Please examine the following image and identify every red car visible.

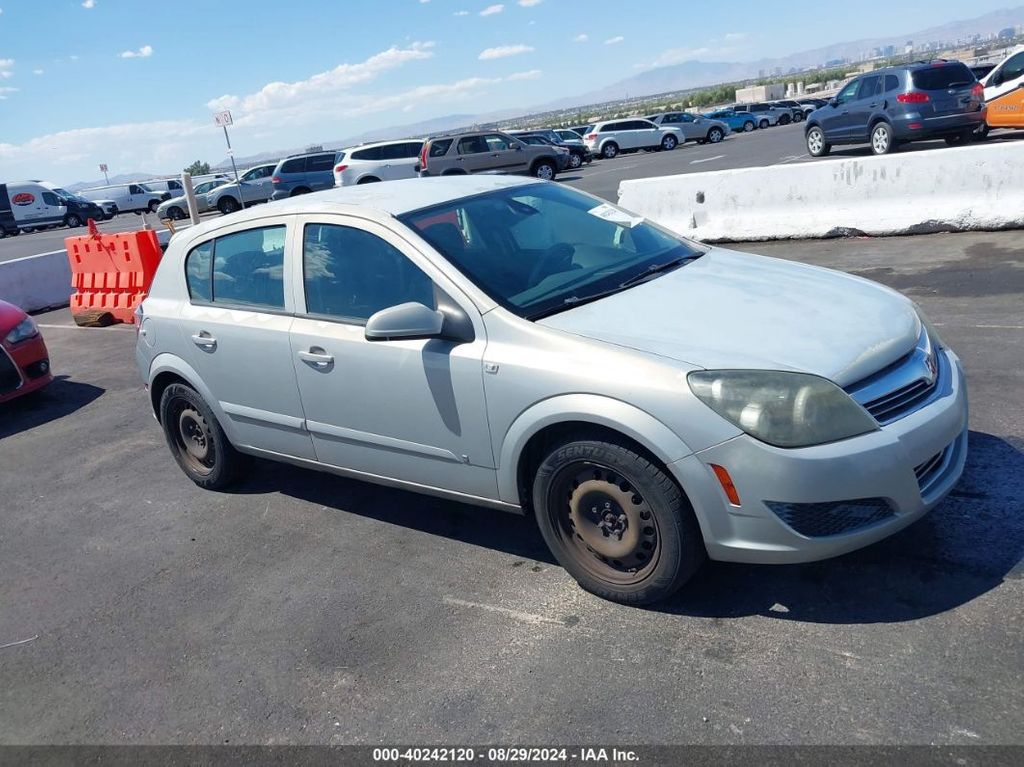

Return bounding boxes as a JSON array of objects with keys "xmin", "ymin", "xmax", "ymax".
[{"xmin": 0, "ymin": 299, "xmax": 53, "ymax": 404}]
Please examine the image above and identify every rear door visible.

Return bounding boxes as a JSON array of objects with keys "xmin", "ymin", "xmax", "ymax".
[
  {"xmin": 455, "ymin": 135, "xmax": 491, "ymax": 173},
  {"xmin": 847, "ymin": 75, "xmax": 883, "ymax": 141},
  {"xmin": 629, "ymin": 119, "xmax": 661, "ymax": 148},
  {"xmin": 305, "ymin": 153, "xmax": 337, "ymax": 190},
  {"xmin": 380, "ymin": 142, "xmax": 423, "ymax": 180}
]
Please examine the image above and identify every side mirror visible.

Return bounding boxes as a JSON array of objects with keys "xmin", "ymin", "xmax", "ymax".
[
  {"xmin": 514, "ymin": 143, "xmax": 524, "ymax": 151},
  {"xmin": 365, "ymin": 302, "xmax": 444, "ymax": 342},
  {"xmin": 829, "ymin": 98, "xmax": 839, "ymax": 108}
]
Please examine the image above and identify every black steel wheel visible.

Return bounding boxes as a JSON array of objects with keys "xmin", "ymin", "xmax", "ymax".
[
  {"xmin": 159, "ymin": 383, "xmax": 245, "ymax": 489},
  {"xmin": 533, "ymin": 437, "xmax": 705, "ymax": 605}
]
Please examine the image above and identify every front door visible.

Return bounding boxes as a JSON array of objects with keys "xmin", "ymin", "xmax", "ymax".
[
  {"xmin": 820, "ymin": 80, "xmax": 862, "ymax": 141},
  {"xmin": 288, "ymin": 216, "xmax": 498, "ymax": 500},
  {"xmin": 178, "ymin": 218, "xmax": 316, "ymax": 460}
]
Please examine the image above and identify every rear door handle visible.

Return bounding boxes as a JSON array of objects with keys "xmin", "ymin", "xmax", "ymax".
[
  {"xmin": 191, "ymin": 332, "xmax": 217, "ymax": 349},
  {"xmin": 298, "ymin": 348, "xmax": 334, "ymax": 367}
]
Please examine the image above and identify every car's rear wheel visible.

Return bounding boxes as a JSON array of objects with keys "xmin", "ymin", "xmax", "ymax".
[
  {"xmin": 218, "ymin": 196, "xmax": 241, "ymax": 214},
  {"xmin": 532, "ymin": 436, "xmax": 705, "ymax": 605},
  {"xmin": 707, "ymin": 127, "xmax": 724, "ymax": 144},
  {"xmin": 870, "ymin": 121, "xmax": 895, "ymax": 155},
  {"xmin": 660, "ymin": 134, "xmax": 678, "ymax": 151},
  {"xmin": 64, "ymin": 214, "xmax": 82, "ymax": 228},
  {"xmin": 148, "ymin": 200, "xmax": 159, "ymax": 213},
  {"xmin": 944, "ymin": 129, "xmax": 972, "ymax": 146},
  {"xmin": 290, "ymin": 186, "xmax": 312, "ymax": 195},
  {"xmin": 356, "ymin": 177, "xmax": 381, "ymax": 184},
  {"xmin": 759, "ymin": 119, "xmax": 770, "ymax": 129},
  {"xmin": 743, "ymin": 120, "xmax": 755, "ymax": 132},
  {"xmin": 778, "ymin": 114, "xmax": 791, "ymax": 125},
  {"xmin": 532, "ymin": 159, "xmax": 557, "ymax": 180},
  {"xmin": 806, "ymin": 125, "xmax": 831, "ymax": 157},
  {"xmin": 160, "ymin": 383, "xmax": 245, "ymax": 490},
  {"xmin": 601, "ymin": 142, "xmax": 619, "ymax": 159},
  {"xmin": 974, "ymin": 123, "xmax": 991, "ymax": 141}
]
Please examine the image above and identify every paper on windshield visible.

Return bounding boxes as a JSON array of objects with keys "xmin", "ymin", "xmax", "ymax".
[{"xmin": 588, "ymin": 203, "xmax": 644, "ymax": 228}]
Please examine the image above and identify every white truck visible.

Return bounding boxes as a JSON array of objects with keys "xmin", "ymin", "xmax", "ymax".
[{"xmin": 79, "ymin": 182, "xmax": 166, "ymax": 215}]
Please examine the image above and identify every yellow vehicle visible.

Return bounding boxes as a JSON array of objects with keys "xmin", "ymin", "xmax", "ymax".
[{"xmin": 980, "ymin": 45, "xmax": 1024, "ymax": 135}]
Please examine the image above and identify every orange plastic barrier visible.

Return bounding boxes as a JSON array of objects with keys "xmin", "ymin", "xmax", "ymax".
[{"xmin": 66, "ymin": 222, "xmax": 162, "ymax": 326}]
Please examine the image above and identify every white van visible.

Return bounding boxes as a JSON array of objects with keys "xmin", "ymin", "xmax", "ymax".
[
  {"xmin": 981, "ymin": 45, "xmax": 1024, "ymax": 135},
  {"xmin": 142, "ymin": 178, "xmax": 186, "ymax": 198},
  {"xmin": 0, "ymin": 181, "xmax": 68, "ymax": 235},
  {"xmin": 79, "ymin": 183, "xmax": 166, "ymax": 214}
]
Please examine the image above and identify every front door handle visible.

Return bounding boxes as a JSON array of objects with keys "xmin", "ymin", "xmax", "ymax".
[
  {"xmin": 298, "ymin": 348, "xmax": 334, "ymax": 367},
  {"xmin": 191, "ymin": 332, "xmax": 217, "ymax": 349}
]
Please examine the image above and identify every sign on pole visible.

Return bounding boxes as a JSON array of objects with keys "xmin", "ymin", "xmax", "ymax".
[
  {"xmin": 213, "ymin": 110, "xmax": 234, "ymax": 127},
  {"xmin": 99, "ymin": 163, "xmax": 108, "ymax": 173}
]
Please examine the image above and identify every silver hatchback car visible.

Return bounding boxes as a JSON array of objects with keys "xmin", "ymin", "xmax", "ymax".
[{"xmin": 137, "ymin": 176, "xmax": 967, "ymax": 605}]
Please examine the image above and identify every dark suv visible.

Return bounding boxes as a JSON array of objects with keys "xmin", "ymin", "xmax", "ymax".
[
  {"xmin": 270, "ymin": 150, "xmax": 342, "ymax": 199},
  {"xmin": 804, "ymin": 61, "xmax": 985, "ymax": 157}
]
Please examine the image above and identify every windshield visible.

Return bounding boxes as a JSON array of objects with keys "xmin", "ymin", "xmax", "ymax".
[{"xmin": 400, "ymin": 183, "xmax": 702, "ymax": 320}]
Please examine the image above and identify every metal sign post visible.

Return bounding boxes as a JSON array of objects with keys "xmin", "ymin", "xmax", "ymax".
[
  {"xmin": 99, "ymin": 163, "xmax": 109, "ymax": 185},
  {"xmin": 214, "ymin": 110, "xmax": 244, "ymax": 206}
]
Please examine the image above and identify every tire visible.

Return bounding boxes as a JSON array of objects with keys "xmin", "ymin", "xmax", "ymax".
[
  {"xmin": 870, "ymin": 121, "xmax": 895, "ymax": 155},
  {"xmin": 778, "ymin": 114, "xmax": 791, "ymax": 125},
  {"xmin": 706, "ymin": 127, "xmax": 724, "ymax": 144},
  {"xmin": 532, "ymin": 436, "xmax": 706, "ymax": 605},
  {"xmin": 218, "ymin": 196, "xmax": 241, "ymax": 214},
  {"xmin": 660, "ymin": 134, "xmax": 678, "ymax": 151},
  {"xmin": 944, "ymin": 129, "xmax": 972, "ymax": 147},
  {"xmin": 148, "ymin": 200, "xmax": 159, "ymax": 213},
  {"xmin": 743, "ymin": 120, "xmax": 755, "ymax": 132},
  {"xmin": 166, "ymin": 206, "xmax": 185, "ymax": 221},
  {"xmin": 356, "ymin": 177, "xmax": 380, "ymax": 185},
  {"xmin": 974, "ymin": 123, "xmax": 990, "ymax": 141},
  {"xmin": 568, "ymin": 151, "xmax": 583, "ymax": 169},
  {"xmin": 109, "ymin": 206, "xmax": 118, "ymax": 218},
  {"xmin": 159, "ymin": 383, "xmax": 246, "ymax": 490},
  {"xmin": 806, "ymin": 125, "xmax": 831, "ymax": 157},
  {"xmin": 290, "ymin": 186, "xmax": 312, "ymax": 195},
  {"xmin": 793, "ymin": 112, "xmax": 804, "ymax": 123},
  {"xmin": 601, "ymin": 141, "xmax": 619, "ymax": 159},
  {"xmin": 759, "ymin": 119, "xmax": 770, "ymax": 129},
  {"xmin": 532, "ymin": 159, "xmax": 557, "ymax": 181},
  {"xmin": 64, "ymin": 214, "xmax": 82, "ymax": 228}
]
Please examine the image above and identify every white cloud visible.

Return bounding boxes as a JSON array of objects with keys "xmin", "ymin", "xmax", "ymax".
[
  {"xmin": 480, "ymin": 4, "xmax": 504, "ymax": 15},
  {"xmin": 120, "ymin": 45, "xmax": 153, "ymax": 59},
  {"xmin": 573, "ymin": 33, "xmax": 588, "ymax": 43},
  {"xmin": 0, "ymin": 58, "xmax": 13, "ymax": 78},
  {"xmin": 207, "ymin": 42, "xmax": 435, "ymax": 123},
  {"xmin": 604, "ymin": 36, "xmax": 624, "ymax": 45},
  {"xmin": 518, "ymin": 0, "xmax": 543, "ymax": 5},
  {"xmin": 647, "ymin": 32, "xmax": 748, "ymax": 68},
  {"xmin": 478, "ymin": 44, "xmax": 534, "ymax": 60},
  {"xmin": 0, "ymin": 86, "xmax": 17, "ymax": 99},
  {"xmin": 33, "ymin": 69, "xmax": 44, "ymax": 75},
  {"xmin": 506, "ymin": 69, "xmax": 542, "ymax": 81},
  {"xmin": 82, "ymin": 0, "xmax": 96, "ymax": 8},
  {"xmin": 419, "ymin": 0, "xmax": 430, "ymax": 3},
  {"xmin": 454, "ymin": 9, "xmax": 469, "ymax": 14}
]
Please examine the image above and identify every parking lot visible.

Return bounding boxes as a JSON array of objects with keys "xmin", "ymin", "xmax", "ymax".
[{"xmin": 2, "ymin": 229, "xmax": 1021, "ymax": 745}]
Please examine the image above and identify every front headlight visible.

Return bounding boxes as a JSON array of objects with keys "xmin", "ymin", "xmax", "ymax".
[
  {"xmin": 5, "ymin": 317, "xmax": 39, "ymax": 345},
  {"xmin": 687, "ymin": 370, "xmax": 878, "ymax": 448}
]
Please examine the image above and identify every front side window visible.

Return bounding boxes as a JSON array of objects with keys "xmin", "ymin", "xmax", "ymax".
[
  {"xmin": 836, "ymin": 80, "xmax": 860, "ymax": 105},
  {"xmin": 303, "ymin": 224, "xmax": 435, "ymax": 322},
  {"xmin": 484, "ymin": 134, "xmax": 514, "ymax": 151},
  {"xmin": 42, "ymin": 191, "xmax": 59, "ymax": 206},
  {"xmin": 185, "ymin": 226, "xmax": 286, "ymax": 309},
  {"xmin": 401, "ymin": 183, "xmax": 702, "ymax": 320},
  {"xmin": 129, "ymin": 185, "xmax": 143, "ymax": 194},
  {"xmin": 995, "ymin": 52, "xmax": 1024, "ymax": 83}
]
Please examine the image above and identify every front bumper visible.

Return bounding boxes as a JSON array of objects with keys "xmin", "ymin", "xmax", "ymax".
[
  {"xmin": 0, "ymin": 336, "xmax": 53, "ymax": 404},
  {"xmin": 670, "ymin": 348, "xmax": 968, "ymax": 564}
]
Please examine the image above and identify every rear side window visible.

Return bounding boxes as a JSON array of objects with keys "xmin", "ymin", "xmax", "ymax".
[
  {"xmin": 185, "ymin": 226, "xmax": 286, "ymax": 309},
  {"xmin": 428, "ymin": 139, "xmax": 453, "ymax": 157},
  {"xmin": 352, "ymin": 146, "xmax": 383, "ymax": 161},
  {"xmin": 857, "ymin": 76, "xmax": 882, "ymax": 100},
  {"xmin": 306, "ymin": 153, "xmax": 336, "ymax": 172},
  {"xmin": 302, "ymin": 223, "xmax": 435, "ymax": 322},
  {"xmin": 458, "ymin": 136, "xmax": 488, "ymax": 154},
  {"xmin": 600, "ymin": 122, "xmax": 621, "ymax": 132},
  {"xmin": 885, "ymin": 74, "xmax": 900, "ymax": 92},
  {"xmin": 280, "ymin": 158, "xmax": 305, "ymax": 173},
  {"xmin": 911, "ymin": 63, "xmax": 975, "ymax": 90}
]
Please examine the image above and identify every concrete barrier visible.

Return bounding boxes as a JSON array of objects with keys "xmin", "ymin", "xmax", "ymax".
[
  {"xmin": 0, "ymin": 229, "xmax": 172, "ymax": 313},
  {"xmin": 618, "ymin": 141, "xmax": 1024, "ymax": 241}
]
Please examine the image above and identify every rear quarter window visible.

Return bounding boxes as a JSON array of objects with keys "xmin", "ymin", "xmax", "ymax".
[
  {"xmin": 280, "ymin": 158, "xmax": 305, "ymax": 173},
  {"xmin": 306, "ymin": 153, "xmax": 336, "ymax": 172},
  {"xmin": 911, "ymin": 64, "xmax": 975, "ymax": 90},
  {"xmin": 428, "ymin": 139, "xmax": 453, "ymax": 157}
]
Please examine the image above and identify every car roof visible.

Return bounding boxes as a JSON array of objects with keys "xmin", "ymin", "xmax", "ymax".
[{"xmin": 180, "ymin": 176, "xmax": 540, "ymax": 240}]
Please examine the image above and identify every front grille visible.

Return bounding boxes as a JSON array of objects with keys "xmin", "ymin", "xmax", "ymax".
[
  {"xmin": 0, "ymin": 348, "xmax": 22, "ymax": 395},
  {"xmin": 862, "ymin": 375, "xmax": 938, "ymax": 423},
  {"xmin": 914, "ymin": 450, "xmax": 945, "ymax": 486},
  {"xmin": 914, "ymin": 432, "xmax": 965, "ymax": 499},
  {"xmin": 765, "ymin": 498, "xmax": 895, "ymax": 538}
]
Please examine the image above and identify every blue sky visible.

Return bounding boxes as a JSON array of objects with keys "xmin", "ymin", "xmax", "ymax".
[{"xmin": 0, "ymin": 0, "xmax": 1014, "ymax": 183}]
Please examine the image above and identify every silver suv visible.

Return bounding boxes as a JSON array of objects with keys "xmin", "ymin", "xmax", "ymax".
[
  {"xmin": 418, "ymin": 131, "xmax": 563, "ymax": 180},
  {"xmin": 137, "ymin": 176, "xmax": 967, "ymax": 605}
]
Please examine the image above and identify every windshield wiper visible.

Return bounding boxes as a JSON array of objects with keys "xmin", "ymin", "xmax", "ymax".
[
  {"xmin": 526, "ymin": 253, "xmax": 704, "ymax": 321},
  {"xmin": 619, "ymin": 253, "xmax": 703, "ymax": 288}
]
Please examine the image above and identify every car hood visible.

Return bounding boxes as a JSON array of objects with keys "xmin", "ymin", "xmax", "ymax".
[{"xmin": 538, "ymin": 247, "xmax": 920, "ymax": 387}]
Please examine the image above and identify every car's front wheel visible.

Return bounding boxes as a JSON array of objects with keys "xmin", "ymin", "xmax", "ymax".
[
  {"xmin": 532, "ymin": 159, "xmax": 557, "ymax": 180},
  {"xmin": 806, "ymin": 125, "xmax": 831, "ymax": 157},
  {"xmin": 159, "ymin": 383, "xmax": 246, "ymax": 490},
  {"xmin": 660, "ymin": 134, "xmax": 678, "ymax": 151},
  {"xmin": 759, "ymin": 119, "xmax": 770, "ymax": 129},
  {"xmin": 870, "ymin": 121, "xmax": 895, "ymax": 155},
  {"xmin": 743, "ymin": 120, "xmax": 755, "ymax": 132},
  {"xmin": 532, "ymin": 436, "xmax": 705, "ymax": 605},
  {"xmin": 218, "ymin": 196, "xmax": 241, "ymax": 214},
  {"xmin": 568, "ymin": 151, "xmax": 583, "ymax": 169},
  {"xmin": 64, "ymin": 214, "xmax": 82, "ymax": 228},
  {"xmin": 706, "ymin": 127, "xmax": 724, "ymax": 144},
  {"xmin": 166, "ymin": 206, "xmax": 185, "ymax": 220}
]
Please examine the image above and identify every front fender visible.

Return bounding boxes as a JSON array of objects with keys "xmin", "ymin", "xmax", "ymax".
[{"xmin": 497, "ymin": 393, "xmax": 696, "ymax": 505}]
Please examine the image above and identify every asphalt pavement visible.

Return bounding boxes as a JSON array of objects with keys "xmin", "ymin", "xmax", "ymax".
[{"xmin": 1, "ymin": 230, "xmax": 1021, "ymax": 745}]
